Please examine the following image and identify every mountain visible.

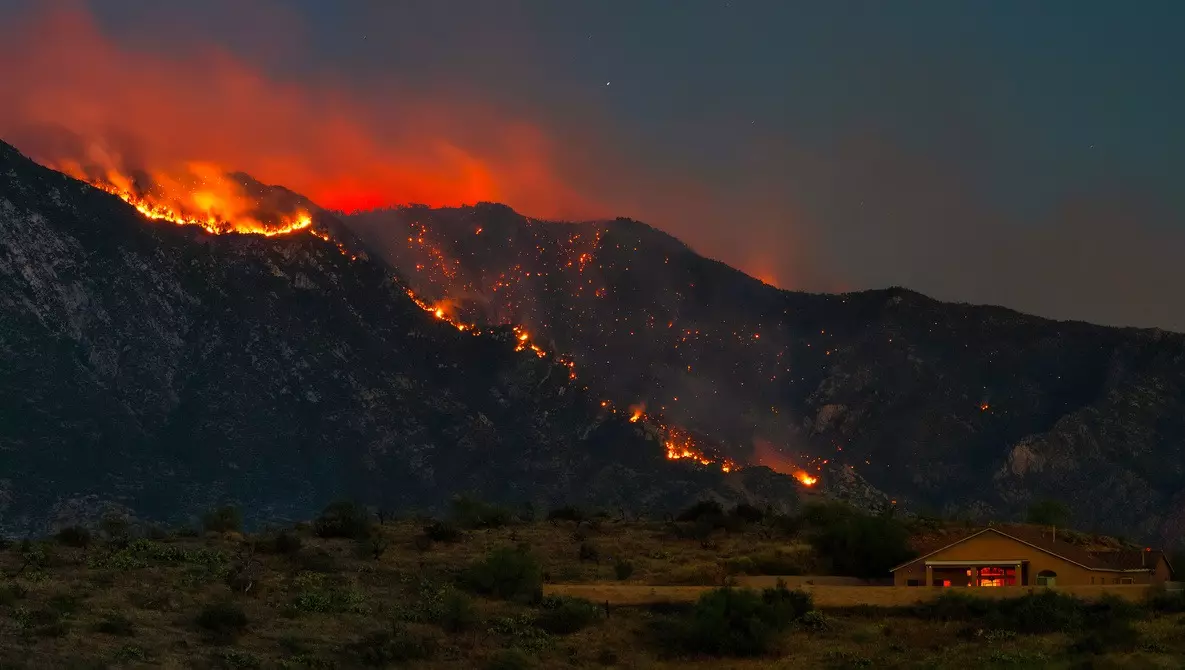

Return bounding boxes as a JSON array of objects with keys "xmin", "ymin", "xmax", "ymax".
[
  {"xmin": 0, "ymin": 141, "xmax": 810, "ymax": 534},
  {"xmin": 343, "ymin": 205, "xmax": 1185, "ymax": 545}
]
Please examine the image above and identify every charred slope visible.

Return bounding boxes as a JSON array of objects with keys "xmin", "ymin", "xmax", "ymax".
[
  {"xmin": 343, "ymin": 205, "xmax": 1185, "ymax": 544},
  {"xmin": 0, "ymin": 142, "xmax": 805, "ymax": 533}
]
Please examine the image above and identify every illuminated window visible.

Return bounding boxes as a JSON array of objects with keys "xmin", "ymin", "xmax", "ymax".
[{"xmin": 977, "ymin": 566, "xmax": 1016, "ymax": 587}]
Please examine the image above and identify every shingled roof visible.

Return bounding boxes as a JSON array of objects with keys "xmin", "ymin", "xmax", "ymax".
[{"xmin": 892, "ymin": 525, "xmax": 1165, "ymax": 573}]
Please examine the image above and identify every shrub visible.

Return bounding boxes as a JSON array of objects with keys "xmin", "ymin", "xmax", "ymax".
[
  {"xmin": 653, "ymin": 584, "xmax": 812, "ymax": 657},
  {"xmin": 578, "ymin": 542, "xmax": 599, "ymax": 563},
  {"xmin": 486, "ymin": 648, "xmax": 534, "ymax": 670},
  {"xmin": 462, "ymin": 547, "xmax": 543, "ymax": 603},
  {"xmin": 799, "ymin": 610, "xmax": 829, "ymax": 631},
  {"xmin": 351, "ymin": 626, "xmax": 436, "ymax": 666},
  {"xmin": 536, "ymin": 596, "xmax": 603, "ymax": 635},
  {"xmin": 196, "ymin": 602, "xmax": 248, "ymax": 640},
  {"xmin": 760, "ymin": 582, "xmax": 815, "ymax": 627},
  {"xmin": 202, "ymin": 506, "xmax": 243, "ymax": 534},
  {"xmin": 93, "ymin": 613, "xmax": 136, "ymax": 636},
  {"xmin": 613, "ymin": 558, "xmax": 635, "ymax": 581},
  {"xmin": 1071, "ymin": 620, "xmax": 1141, "ymax": 654},
  {"xmin": 450, "ymin": 496, "xmax": 514, "ymax": 529},
  {"xmin": 1146, "ymin": 585, "xmax": 1185, "ymax": 613},
  {"xmin": 440, "ymin": 591, "xmax": 480, "ymax": 632},
  {"xmin": 731, "ymin": 503, "xmax": 765, "ymax": 524},
  {"xmin": 487, "ymin": 614, "xmax": 554, "ymax": 652},
  {"xmin": 313, "ymin": 501, "xmax": 372, "ymax": 539},
  {"xmin": 261, "ymin": 531, "xmax": 303, "ymax": 555},
  {"xmin": 423, "ymin": 521, "xmax": 464, "ymax": 543},
  {"xmin": 547, "ymin": 506, "xmax": 586, "ymax": 523},
  {"xmin": 213, "ymin": 648, "xmax": 262, "ymax": 668},
  {"xmin": 677, "ymin": 500, "xmax": 724, "ymax": 522},
  {"xmin": 55, "ymin": 525, "xmax": 93, "ymax": 548}
]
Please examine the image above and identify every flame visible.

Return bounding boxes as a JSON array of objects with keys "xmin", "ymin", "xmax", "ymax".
[
  {"xmin": 52, "ymin": 154, "xmax": 312, "ymax": 237},
  {"xmin": 794, "ymin": 471, "xmax": 818, "ymax": 487}
]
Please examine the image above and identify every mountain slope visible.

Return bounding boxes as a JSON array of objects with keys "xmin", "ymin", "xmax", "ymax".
[
  {"xmin": 343, "ymin": 205, "xmax": 1185, "ymax": 544},
  {"xmin": 0, "ymin": 142, "xmax": 805, "ymax": 533}
]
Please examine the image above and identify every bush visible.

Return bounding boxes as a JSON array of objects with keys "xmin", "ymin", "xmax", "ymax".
[
  {"xmin": 423, "ymin": 521, "xmax": 463, "ymax": 543},
  {"xmin": 440, "ymin": 591, "xmax": 479, "ymax": 632},
  {"xmin": 578, "ymin": 542, "xmax": 599, "ymax": 563},
  {"xmin": 1072, "ymin": 620, "xmax": 1141, "ymax": 654},
  {"xmin": 93, "ymin": 614, "xmax": 136, "ymax": 637},
  {"xmin": 727, "ymin": 549, "xmax": 810, "ymax": 576},
  {"xmin": 313, "ymin": 501, "xmax": 372, "ymax": 539},
  {"xmin": 613, "ymin": 559, "xmax": 635, "ymax": 581},
  {"xmin": 653, "ymin": 584, "xmax": 812, "ymax": 657},
  {"xmin": 547, "ymin": 506, "xmax": 586, "ymax": 523},
  {"xmin": 536, "ymin": 596, "xmax": 603, "ymax": 635},
  {"xmin": 196, "ymin": 602, "xmax": 248, "ymax": 640},
  {"xmin": 918, "ymin": 590, "xmax": 1141, "ymax": 637},
  {"xmin": 350, "ymin": 626, "xmax": 436, "ymax": 666},
  {"xmin": 55, "ymin": 526, "xmax": 93, "ymax": 548},
  {"xmin": 677, "ymin": 500, "xmax": 724, "ymax": 522},
  {"xmin": 256, "ymin": 530, "xmax": 302, "ymax": 555},
  {"xmin": 202, "ymin": 506, "xmax": 243, "ymax": 534},
  {"xmin": 450, "ymin": 496, "xmax": 514, "ymax": 529},
  {"xmin": 731, "ymin": 503, "xmax": 765, "ymax": 524},
  {"xmin": 1146, "ymin": 585, "xmax": 1185, "ymax": 613},
  {"xmin": 486, "ymin": 648, "xmax": 534, "ymax": 670},
  {"xmin": 462, "ymin": 547, "xmax": 543, "ymax": 603}
]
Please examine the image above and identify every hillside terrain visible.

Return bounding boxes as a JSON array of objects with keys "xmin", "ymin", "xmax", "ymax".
[
  {"xmin": 345, "ymin": 206, "xmax": 1185, "ymax": 544},
  {"xmin": 0, "ymin": 502, "xmax": 1181, "ymax": 669},
  {"xmin": 0, "ymin": 141, "xmax": 806, "ymax": 533}
]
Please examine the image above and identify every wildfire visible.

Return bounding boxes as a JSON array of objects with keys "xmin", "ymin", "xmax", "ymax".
[
  {"xmin": 54, "ymin": 158, "xmax": 313, "ymax": 237},
  {"xmin": 794, "ymin": 471, "xmax": 818, "ymax": 487}
]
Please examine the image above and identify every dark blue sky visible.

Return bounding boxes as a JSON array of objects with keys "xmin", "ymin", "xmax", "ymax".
[{"xmin": 3, "ymin": 0, "xmax": 1183, "ymax": 330}]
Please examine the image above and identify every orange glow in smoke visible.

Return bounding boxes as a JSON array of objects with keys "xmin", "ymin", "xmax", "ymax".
[{"xmin": 0, "ymin": 6, "xmax": 599, "ymax": 220}]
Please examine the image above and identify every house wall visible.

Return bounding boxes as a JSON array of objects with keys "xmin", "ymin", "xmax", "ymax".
[{"xmin": 893, "ymin": 532, "xmax": 1129, "ymax": 586}]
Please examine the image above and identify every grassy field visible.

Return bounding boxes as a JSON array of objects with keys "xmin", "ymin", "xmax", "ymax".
[{"xmin": 0, "ymin": 508, "xmax": 1182, "ymax": 669}]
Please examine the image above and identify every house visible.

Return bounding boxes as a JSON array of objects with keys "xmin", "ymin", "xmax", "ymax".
[{"xmin": 891, "ymin": 525, "xmax": 1173, "ymax": 587}]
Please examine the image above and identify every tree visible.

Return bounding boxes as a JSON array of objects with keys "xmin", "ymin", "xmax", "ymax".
[{"xmin": 1026, "ymin": 499, "xmax": 1071, "ymax": 527}]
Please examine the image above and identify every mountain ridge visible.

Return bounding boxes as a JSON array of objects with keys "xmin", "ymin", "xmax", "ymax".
[
  {"xmin": 0, "ymin": 139, "xmax": 815, "ymax": 534},
  {"xmin": 342, "ymin": 204, "xmax": 1185, "ymax": 544}
]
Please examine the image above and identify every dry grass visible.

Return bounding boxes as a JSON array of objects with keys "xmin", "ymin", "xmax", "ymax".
[{"xmin": 0, "ymin": 518, "xmax": 1180, "ymax": 669}]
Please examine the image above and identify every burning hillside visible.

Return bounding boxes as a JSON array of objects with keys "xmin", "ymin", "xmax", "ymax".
[
  {"xmin": 347, "ymin": 206, "xmax": 830, "ymax": 481},
  {"xmin": 41, "ymin": 150, "xmax": 799, "ymax": 484},
  {"xmin": 52, "ymin": 157, "xmax": 313, "ymax": 237}
]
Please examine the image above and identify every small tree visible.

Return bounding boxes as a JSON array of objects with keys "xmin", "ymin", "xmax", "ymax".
[
  {"xmin": 314, "ymin": 501, "xmax": 372, "ymax": 539},
  {"xmin": 202, "ymin": 506, "xmax": 243, "ymax": 534},
  {"xmin": 461, "ymin": 546, "xmax": 543, "ymax": 603},
  {"xmin": 1026, "ymin": 499, "xmax": 1071, "ymax": 528}
]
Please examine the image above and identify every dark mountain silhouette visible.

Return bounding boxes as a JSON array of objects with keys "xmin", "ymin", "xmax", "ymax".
[
  {"xmin": 343, "ymin": 205, "xmax": 1185, "ymax": 545},
  {"xmin": 0, "ymin": 141, "xmax": 809, "ymax": 534}
]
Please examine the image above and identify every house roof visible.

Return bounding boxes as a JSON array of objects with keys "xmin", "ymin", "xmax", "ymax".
[
  {"xmin": 1089, "ymin": 549, "xmax": 1170, "ymax": 573},
  {"xmin": 891, "ymin": 525, "xmax": 1162, "ymax": 573}
]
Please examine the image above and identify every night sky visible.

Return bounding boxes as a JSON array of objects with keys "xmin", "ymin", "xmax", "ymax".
[{"xmin": 1, "ymin": 1, "xmax": 1182, "ymax": 331}]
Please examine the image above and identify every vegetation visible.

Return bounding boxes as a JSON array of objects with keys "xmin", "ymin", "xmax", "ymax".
[
  {"xmin": 0, "ymin": 500, "xmax": 1180, "ymax": 668},
  {"xmin": 1027, "ymin": 499, "xmax": 1073, "ymax": 527}
]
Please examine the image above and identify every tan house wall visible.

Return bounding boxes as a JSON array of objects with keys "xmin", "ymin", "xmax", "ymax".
[{"xmin": 892, "ymin": 532, "xmax": 1160, "ymax": 587}]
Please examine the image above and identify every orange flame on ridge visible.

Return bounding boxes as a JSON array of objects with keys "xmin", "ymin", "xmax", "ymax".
[{"xmin": 53, "ymin": 152, "xmax": 312, "ymax": 237}]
